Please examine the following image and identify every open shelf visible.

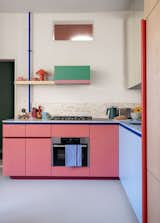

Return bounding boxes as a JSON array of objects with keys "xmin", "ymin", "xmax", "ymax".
[
  {"xmin": 15, "ymin": 81, "xmax": 30, "ymax": 85},
  {"xmin": 30, "ymin": 81, "xmax": 55, "ymax": 85},
  {"xmin": 15, "ymin": 81, "xmax": 55, "ymax": 85}
]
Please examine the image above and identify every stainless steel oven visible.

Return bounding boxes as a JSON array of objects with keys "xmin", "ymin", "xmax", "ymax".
[{"xmin": 52, "ymin": 137, "xmax": 89, "ymax": 167}]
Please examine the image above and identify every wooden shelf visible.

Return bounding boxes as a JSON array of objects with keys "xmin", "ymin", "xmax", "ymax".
[
  {"xmin": 15, "ymin": 81, "xmax": 30, "ymax": 85},
  {"xmin": 15, "ymin": 81, "xmax": 55, "ymax": 85},
  {"xmin": 30, "ymin": 81, "xmax": 55, "ymax": 85}
]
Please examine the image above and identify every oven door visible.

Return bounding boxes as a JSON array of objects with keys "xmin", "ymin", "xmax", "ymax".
[
  {"xmin": 52, "ymin": 144, "xmax": 88, "ymax": 167},
  {"xmin": 53, "ymin": 145, "xmax": 65, "ymax": 166}
]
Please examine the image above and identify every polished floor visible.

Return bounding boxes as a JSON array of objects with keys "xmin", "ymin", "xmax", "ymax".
[{"xmin": 0, "ymin": 168, "xmax": 138, "ymax": 223}]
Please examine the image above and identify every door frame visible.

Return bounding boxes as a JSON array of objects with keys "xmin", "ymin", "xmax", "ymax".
[
  {"xmin": 0, "ymin": 59, "xmax": 15, "ymax": 116},
  {"xmin": 0, "ymin": 59, "xmax": 15, "ymax": 158}
]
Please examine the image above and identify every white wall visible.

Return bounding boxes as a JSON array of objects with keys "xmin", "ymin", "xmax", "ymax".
[
  {"xmin": 33, "ymin": 12, "xmax": 140, "ymax": 106},
  {"xmin": 0, "ymin": 12, "xmax": 140, "ymax": 114}
]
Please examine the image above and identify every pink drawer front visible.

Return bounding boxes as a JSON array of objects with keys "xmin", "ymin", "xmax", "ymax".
[
  {"xmin": 52, "ymin": 125, "xmax": 89, "ymax": 137},
  {"xmin": 26, "ymin": 124, "xmax": 51, "ymax": 137},
  {"xmin": 52, "ymin": 167, "xmax": 90, "ymax": 177},
  {"xmin": 3, "ymin": 124, "xmax": 26, "ymax": 137}
]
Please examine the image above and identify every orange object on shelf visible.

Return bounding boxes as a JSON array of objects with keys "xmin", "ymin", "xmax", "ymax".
[{"xmin": 36, "ymin": 69, "xmax": 48, "ymax": 81}]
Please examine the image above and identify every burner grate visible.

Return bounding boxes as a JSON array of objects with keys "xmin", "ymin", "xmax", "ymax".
[{"xmin": 51, "ymin": 116, "xmax": 92, "ymax": 120}]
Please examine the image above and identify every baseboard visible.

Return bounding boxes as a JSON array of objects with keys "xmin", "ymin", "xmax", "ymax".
[{"xmin": 10, "ymin": 176, "xmax": 120, "ymax": 180}]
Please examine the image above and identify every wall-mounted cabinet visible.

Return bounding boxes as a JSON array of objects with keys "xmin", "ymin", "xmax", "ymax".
[
  {"xmin": 54, "ymin": 66, "xmax": 90, "ymax": 84},
  {"xmin": 126, "ymin": 11, "xmax": 143, "ymax": 89}
]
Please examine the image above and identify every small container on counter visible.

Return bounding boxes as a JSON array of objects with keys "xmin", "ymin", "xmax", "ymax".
[
  {"xmin": 42, "ymin": 112, "xmax": 47, "ymax": 120},
  {"xmin": 31, "ymin": 107, "xmax": 37, "ymax": 119}
]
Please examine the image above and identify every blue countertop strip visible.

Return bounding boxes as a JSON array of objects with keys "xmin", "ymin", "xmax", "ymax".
[
  {"xmin": 3, "ymin": 119, "xmax": 141, "ymax": 137},
  {"xmin": 119, "ymin": 123, "xmax": 141, "ymax": 137}
]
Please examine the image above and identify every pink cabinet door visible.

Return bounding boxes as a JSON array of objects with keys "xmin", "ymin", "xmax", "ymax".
[
  {"xmin": 52, "ymin": 125, "xmax": 89, "ymax": 137},
  {"xmin": 90, "ymin": 125, "xmax": 118, "ymax": 177},
  {"xmin": 26, "ymin": 124, "xmax": 51, "ymax": 137},
  {"xmin": 52, "ymin": 167, "xmax": 90, "ymax": 177},
  {"xmin": 3, "ymin": 138, "xmax": 25, "ymax": 176},
  {"xmin": 3, "ymin": 124, "xmax": 26, "ymax": 137},
  {"xmin": 26, "ymin": 139, "xmax": 51, "ymax": 176}
]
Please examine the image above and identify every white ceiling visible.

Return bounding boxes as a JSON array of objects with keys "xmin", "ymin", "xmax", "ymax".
[{"xmin": 0, "ymin": 0, "xmax": 143, "ymax": 12}]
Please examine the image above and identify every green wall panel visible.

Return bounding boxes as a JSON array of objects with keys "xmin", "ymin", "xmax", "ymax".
[{"xmin": 54, "ymin": 66, "xmax": 90, "ymax": 80}]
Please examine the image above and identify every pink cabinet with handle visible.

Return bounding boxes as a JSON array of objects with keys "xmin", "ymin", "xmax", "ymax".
[
  {"xmin": 26, "ymin": 124, "xmax": 51, "ymax": 137},
  {"xmin": 52, "ymin": 124, "xmax": 89, "ymax": 137},
  {"xmin": 26, "ymin": 139, "xmax": 51, "ymax": 176},
  {"xmin": 3, "ymin": 138, "xmax": 26, "ymax": 176},
  {"xmin": 90, "ymin": 125, "xmax": 118, "ymax": 177},
  {"xmin": 3, "ymin": 124, "xmax": 26, "ymax": 137},
  {"xmin": 52, "ymin": 167, "xmax": 90, "ymax": 177}
]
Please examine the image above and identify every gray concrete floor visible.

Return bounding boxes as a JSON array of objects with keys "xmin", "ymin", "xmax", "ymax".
[{"xmin": 0, "ymin": 168, "xmax": 138, "ymax": 223}]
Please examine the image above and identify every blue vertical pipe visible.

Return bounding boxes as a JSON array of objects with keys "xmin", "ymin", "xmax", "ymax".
[{"xmin": 28, "ymin": 12, "xmax": 31, "ymax": 112}]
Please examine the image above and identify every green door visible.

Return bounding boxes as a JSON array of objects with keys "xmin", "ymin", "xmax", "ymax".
[{"xmin": 0, "ymin": 62, "xmax": 14, "ymax": 158}]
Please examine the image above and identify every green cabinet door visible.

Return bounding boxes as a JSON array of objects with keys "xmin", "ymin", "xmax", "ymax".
[{"xmin": 54, "ymin": 66, "xmax": 90, "ymax": 80}]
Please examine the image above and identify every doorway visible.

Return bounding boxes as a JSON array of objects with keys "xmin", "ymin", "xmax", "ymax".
[{"xmin": 0, "ymin": 61, "xmax": 14, "ymax": 159}]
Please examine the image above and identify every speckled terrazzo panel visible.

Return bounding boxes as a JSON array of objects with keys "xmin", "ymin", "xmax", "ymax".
[{"xmin": 31, "ymin": 103, "xmax": 140, "ymax": 118}]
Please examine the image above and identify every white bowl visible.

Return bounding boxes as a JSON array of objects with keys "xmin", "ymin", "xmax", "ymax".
[{"xmin": 131, "ymin": 112, "xmax": 141, "ymax": 120}]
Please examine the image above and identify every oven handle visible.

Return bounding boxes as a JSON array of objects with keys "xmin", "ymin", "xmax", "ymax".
[{"xmin": 53, "ymin": 144, "xmax": 87, "ymax": 148}]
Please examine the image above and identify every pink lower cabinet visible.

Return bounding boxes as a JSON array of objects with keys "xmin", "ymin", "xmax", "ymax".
[
  {"xmin": 90, "ymin": 125, "xmax": 119, "ymax": 177},
  {"xmin": 51, "ymin": 124, "xmax": 90, "ymax": 177},
  {"xmin": 26, "ymin": 139, "xmax": 51, "ymax": 176},
  {"xmin": 3, "ymin": 138, "xmax": 25, "ymax": 176}
]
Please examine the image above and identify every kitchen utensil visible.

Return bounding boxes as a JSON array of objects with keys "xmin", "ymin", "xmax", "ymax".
[
  {"xmin": 106, "ymin": 107, "xmax": 119, "ymax": 119},
  {"xmin": 119, "ymin": 108, "xmax": 131, "ymax": 119}
]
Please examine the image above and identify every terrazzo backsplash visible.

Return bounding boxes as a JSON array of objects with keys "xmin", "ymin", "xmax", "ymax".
[{"xmin": 32, "ymin": 102, "xmax": 140, "ymax": 118}]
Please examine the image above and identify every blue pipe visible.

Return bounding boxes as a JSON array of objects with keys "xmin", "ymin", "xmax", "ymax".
[{"xmin": 28, "ymin": 12, "xmax": 31, "ymax": 112}]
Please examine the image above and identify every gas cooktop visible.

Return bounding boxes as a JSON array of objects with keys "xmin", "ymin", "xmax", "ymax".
[{"xmin": 51, "ymin": 116, "xmax": 92, "ymax": 121}]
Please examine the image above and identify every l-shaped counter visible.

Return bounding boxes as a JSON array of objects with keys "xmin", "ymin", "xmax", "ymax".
[
  {"xmin": 2, "ymin": 119, "xmax": 141, "ymax": 135},
  {"xmin": 2, "ymin": 119, "xmax": 142, "ymax": 222}
]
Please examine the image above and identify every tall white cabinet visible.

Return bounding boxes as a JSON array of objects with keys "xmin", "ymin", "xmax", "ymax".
[{"xmin": 119, "ymin": 126, "xmax": 142, "ymax": 223}]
